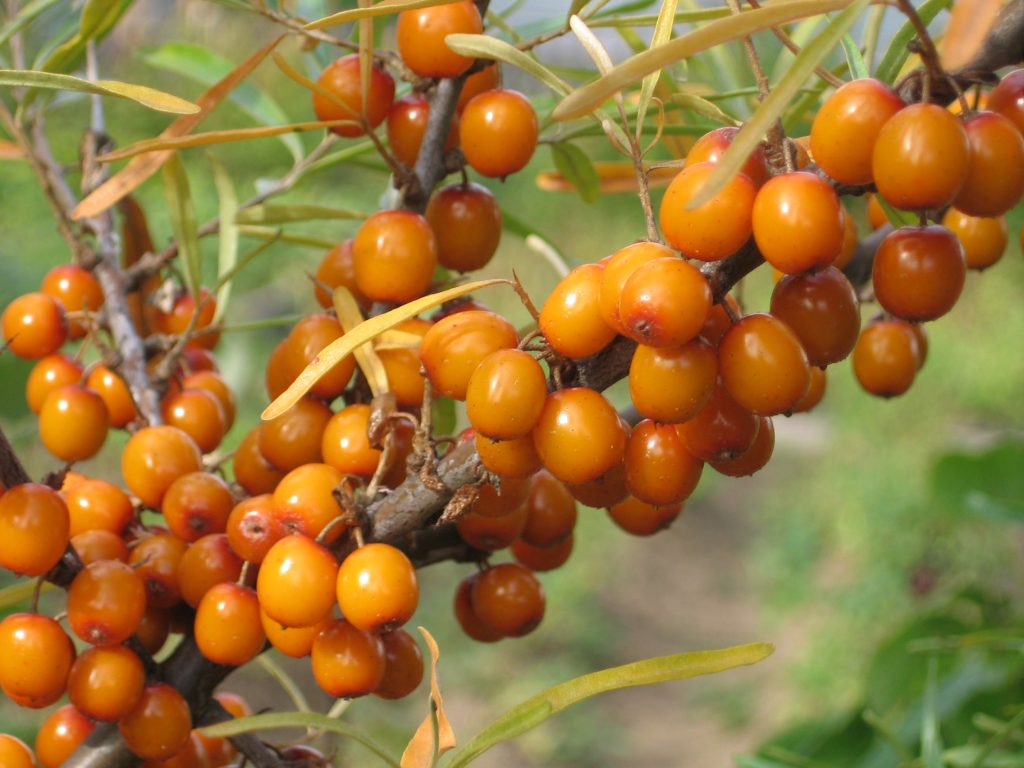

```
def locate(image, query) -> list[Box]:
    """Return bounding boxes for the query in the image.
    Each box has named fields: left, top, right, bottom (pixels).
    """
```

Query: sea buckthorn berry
left=261, top=608, right=330, bottom=658
left=531, top=387, right=627, bottom=485
left=769, top=267, right=860, bottom=368
left=315, top=239, right=369, bottom=310
left=375, top=629, right=424, bottom=700
left=512, top=534, right=574, bottom=572
left=952, top=111, right=1024, bottom=216
left=0, top=734, right=34, bottom=768
left=456, top=503, right=527, bottom=551
left=233, top=425, right=285, bottom=496
left=153, top=288, right=219, bottom=350
left=629, top=338, right=718, bottom=423
left=67, top=559, right=147, bottom=646
left=123, top=426, right=203, bottom=508
left=810, top=78, right=904, bottom=185
left=852, top=319, right=920, bottom=398
left=387, top=94, right=458, bottom=168
left=72, top=529, right=130, bottom=564
left=353, top=210, right=438, bottom=304
left=521, top=470, right=577, bottom=548
left=265, top=338, right=291, bottom=401
left=989, top=68, right=1024, bottom=134
left=457, top=64, right=500, bottom=112
left=337, top=543, right=419, bottom=633
left=129, top=533, right=188, bottom=608
left=471, top=563, right=545, bottom=638
left=792, top=366, right=827, bottom=413
left=26, top=354, right=82, bottom=414
left=475, top=432, right=543, bottom=478
left=426, top=182, right=502, bottom=272
left=195, top=583, right=265, bottom=666
left=313, top=54, right=395, bottom=138
left=162, top=472, right=233, bottom=542
left=752, top=172, right=844, bottom=274
left=271, top=463, right=346, bottom=541
left=258, top=534, right=339, bottom=628
left=281, top=314, right=356, bottom=401
left=599, top=241, right=675, bottom=334
left=397, top=1, right=482, bottom=77
left=676, top=381, right=760, bottom=463
left=569, top=463, right=630, bottom=508
left=0, top=483, right=70, bottom=576
left=872, top=225, right=966, bottom=321
left=540, top=263, right=618, bottom=359
left=39, top=383, right=109, bottom=462
left=377, top=317, right=431, bottom=408
left=460, top=89, right=538, bottom=178
left=942, top=208, right=1008, bottom=270
left=119, top=683, right=193, bottom=762
left=146, top=732, right=208, bottom=768
left=227, top=494, right=284, bottom=564
left=178, top=533, right=244, bottom=608
left=162, top=388, right=227, bottom=454
left=181, top=370, right=236, bottom=430
left=719, top=314, right=810, bottom=416
left=312, top=619, right=386, bottom=698
left=618, top=257, right=712, bottom=348
left=685, top=126, right=769, bottom=187
left=0, top=614, right=74, bottom=708
left=136, top=607, right=171, bottom=656
left=466, top=349, right=548, bottom=439
left=454, top=572, right=503, bottom=642
left=420, top=309, right=518, bottom=400
left=659, top=162, right=757, bottom=261
left=470, top=476, right=530, bottom=518
left=259, top=397, right=332, bottom=473
left=624, top=421, right=704, bottom=506
left=85, top=364, right=137, bottom=428
left=35, top=705, right=94, bottom=768
left=1, top=292, right=67, bottom=359
left=41, top=264, right=104, bottom=340
left=711, top=416, right=775, bottom=477
left=608, top=497, right=682, bottom=536
left=871, top=103, right=969, bottom=210
left=700, top=295, right=741, bottom=347
left=866, top=193, right=889, bottom=230
left=67, top=645, right=145, bottom=721
left=322, top=404, right=381, bottom=478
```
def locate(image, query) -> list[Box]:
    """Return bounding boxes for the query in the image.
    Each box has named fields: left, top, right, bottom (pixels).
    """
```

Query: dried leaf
left=0, top=69, right=198, bottom=113
left=939, top=0, right=1004, bottom=70
left=72, top=35, right=284, bottom=221
left=401, top=628, right=456, bottom=768
left=333, top=287, right=390, bottom=397
left=307, top=0, right=461, bottom=29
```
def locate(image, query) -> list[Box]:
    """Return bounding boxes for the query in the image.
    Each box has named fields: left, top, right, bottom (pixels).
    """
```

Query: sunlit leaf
left=875, top=0, right=952, bottom=84
left=550, top=142, right=600, bottom=203
left=72, top=35, right=285, bottom=220
left=670, top=92, right=739, bottom=125
left=0, top=69, right=198, bottom=113
left=0, top=580, right=54, bottom=611
left=199, top=712, right=399, bottom=767
left=39, top=0, right=134, bottom=75
left=235, top=204, right=366, bottom=225
left=445, top=34, right=571, bottom=96
left=553, top=0, right=858, bottom=121
left=0, top=0, right=62, bottom=52
left=447, top=642, right=773, bottom=768
left=401, top=628, right=456, bottom=768
left=211, top=157, right=239, bottom=325
left=939, top=0, right=1003, bottom=70
left=537, top=160, right=676, bottom=194
left=162, top=155, right=202, bottom=299
left=334, top=287, right=389, bottom=398
left=374, top=329, right=425, bottom=350
left=307, top=0, right=460, bottom=29
left=263, top=280, right=512, bottom=420
left=689, top=0, right=869, bottom=209
left=635, top=0, right=678, bottom=140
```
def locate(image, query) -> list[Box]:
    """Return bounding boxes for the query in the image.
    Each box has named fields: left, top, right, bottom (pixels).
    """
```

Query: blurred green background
left=1, top=1, right=1023, bottom=765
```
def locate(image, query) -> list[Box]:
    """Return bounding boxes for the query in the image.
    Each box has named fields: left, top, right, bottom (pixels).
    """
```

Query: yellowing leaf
left=553, top=0, right=858, bottom=121
left=536, top=161, right=677, bottom=194
left=0, top=69, right=198, bottom=113
left=263, top=279, right=511, bottom=420
left=307, top=0, right=461, bottom=29
left=939, top=0, right=1004, bottom=70
left=401, top=628, right=456, bottom=768
left=374, top=329, right=426, bottom=350
left=636, top=0, right=679, bottom=140
left=334, top=287, right=389, bottom=397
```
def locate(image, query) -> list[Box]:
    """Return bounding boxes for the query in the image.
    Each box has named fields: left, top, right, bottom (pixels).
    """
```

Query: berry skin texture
left=0, top=613, right=75, bottom=708
left=67, top=644, right=145, bottom=721
left=227, top=494, right=285, bottom=564
left=71, top=529, right=129, bottom=565
left=617, top=256, right=712, bottom=348
left=257, top=534, right=339, bottom=628
left=599, top=241, right=675, bottom=334
left=454, top=571, right=503, bottom=642
left=260, top=397, right=332, bottom=473
left=942, top=208, right=1008, bottom=270
left=953, top=111, right=1024, bottom=217
left=532, top=387, right=627, bottom=486
left=456, top=503, right=527, bottom=551
left=315, top=239, right=368, bottom=310
left=872, top=225, right=966, bottom=322
left=322, top=404, right=381, bottom=478
left=86, top=364, right=138, bottom=428
left=539, top=263, right=618, bottom=359
left=39, top=384, right=109, bottom=462
left=769, top=267, right=860, bottom=368
left=853, top=319, right=920, bottom=398
left=195, top=583, right=266, bottom=666
left=3, top=292, right=67, bottom=359
left=752, top=172, right=844, bottom=274
left=512, top=534, right=574, bottom=572
left=119, top=683, right=193, bottom=761
left=122, top=425, right=203, bottom=508
left=375, top=629, right=424, bottom=700
left=810, top=78, right=904, bottom=185
left=711, top=416, right=775, bottom=477
left=792, top=366, right=827, bottom=413
left=988, top=68, right=1024, bottom=134
left=719, top=314, right=811, bottom=416
left=162, top=471, right=234, bottom=543
left=608, top=496, right=682, bottom=536
left=624, top=420, right=704, bottom=506
left=67, top=559, right=147, bottom=646
left=26, top=354, right=83, bottom=414
left=271, top=463, right=347, bottom=542
left=129, top=533, right=188, bottom=609
left=280, top=314, right=357, bottom=401
left=685, top=126, right=769, bottom=187
left=471, top=563, right=546, bottom=638
left=336, top=543, right=419, bottom=633
left=871, top=103, right=969, bottom=210
left=0, top=734, right=35, bottom=768
left=312, top=54, right=395, bottom=138
left=460, top=89, right=538, bottom=178
left=34, top=705, right=95, bottom=768
left=162, top=388, right=227, bottom=454
left=233, top=425, right=286, bottom=497
left=659, top=161, right=756, bottom=261
left=0, top=483, right=70, bottom=576
left=387, top=94, right=459, bottom=169
left=177, top=533, right=244, bottom=608
left=629, top=338, right=718, bottom=424
left=676, top=381, right=760, bottom=463
left=425, top=182, right=502, bottom=272
left=353, top=210, right=438, bottom=304
left=41, top=264, right=103, bottom=340
left=475, top=432, right=542, bottom=479
left=311, top=619, right=386, bottom=698
left=521, top=470, right=577, bottom=548
left=419, top=309, right=519, bottom=400
left=466, top=349, right=548, bottom=439
left=396, top=1, right=482, bottom=78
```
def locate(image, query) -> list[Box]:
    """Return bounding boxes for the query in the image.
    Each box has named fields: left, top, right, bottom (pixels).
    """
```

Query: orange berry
left=942, top=208, right=1008, bottom=270
left=135, top=607, right=171, bottom=656
left=177, top=533, right=243, bottom=608
left=608, top=496, right=682, bottom=536
left=233, top=425, right=285, bottom=496
left=260, top=608, right=330, bottom=659
left=257, top=534, right=338, bottom=628
left=67, top=559, right=147, bottom=646
left=312, top=54, right=395, bottom=138
left=311, top=619, right=386, bottom=698
left=397, top=1, right=482, bottom=78
left=0, top=734, right=34, bottom=768
left=377, top=317, right=431, bottom=408
left=35, top=705, right=94, bottom=768
left=752, top=171, right=843, bottom=274
left=700, top=294, right=742, bottom=347
left=0, top=614, right=74, bottom=708
left=540, top=263, right=618, bottom=359
left=769, top=266, right=860, bottom=367
left=531, top=387, right=627, bottom=485
left=719, top=314, right=810, bottom=416
left=792, top=366, right=827, bottom=413
left=426, top=182, right=502, bottom=272
left=952, top=111, right=1024, bottom=216
left=314, top=239, right=369, bottom=310
left=618, top=256, right=712, bottom=348
left=629, top=338, right=717, bottom=423
left=659, top=162, right=756, bottom=261
left=181, top=370, right=235, bottom=431
left=162, top=472, right=233, bottom=543
left=259, top=397, right=332, bottom=473
left=1, top=292, right=67, bottom=359
left=624, top=420, right=703, bottom=506
left=685, top=126, right=769, bottom=187
left=988, top=68, right=1024, bottom=134
left=833, top=203, right=858, bottom=270
left=710, top=416, right=775, bottom=477
left=675, top=381, right=759, bottom=463
left=26, top=354, right=82, bottom=414
left=41, top=264, right=104, bottom=340
left=520, top=470, right=577, bottom=548
left=466, top=349, right=548, bottom=439
left=195, top=583, right=265, bottom=666
left=119, top=683, right=193, bottom=761
left=568, top=463, right=630, bottom=509
left=475, top=432, right=543, bottom=479
left=852, top=319, right=919, bottom=398
left=456, top=504, right=527, bottom=551
left=454, top=572, right=503, bottom=642
left=85, top=364, right=138, bottom=428
left=511, top=534, right=574, bottom=572
left=281, top=314, right=356, bottom=401
left=337, top=543, right=419, bottom=633
left=353, top=210, right=438, bottom=304
left=67, top=644, right=145, bottom=721
left=387, top=94, right=459, bottom=168
left=322, top=403, right=381, bottom=478
left=599, top=241, right=675, bottom=334
left=71, top=529, right=130, bottom=564
left=271, top=463, right=346, bottom=542
left=460, top=89, right=538, bottom=178
left=457, top=64, right=500, bottom=112
left=468, top=476, right=530, bottom=518
left=866, top=193, right=889, bottom=230
left=375, top=629, right=424, bottom=700
left=420, top=309, right=518, bottom=400
left=0, top=483, right=70, bottom=576
left=471, top=563, right=545, bottom=638
left=39, top=383, right=109, bottom=462
left=129, top=533, right=188, bottom=609
left=161, top=388, right=227, bottom=454
left=226, top=494, right=284, bottom=565
left=122, top=426, right=203, bottom=508
left=872, top=225, right=966, bottom=321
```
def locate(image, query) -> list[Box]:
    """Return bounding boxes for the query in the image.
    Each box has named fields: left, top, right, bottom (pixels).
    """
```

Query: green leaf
left=840, top=32, right=869, bottom=79
left=0, top=580, right=54, bottom=612
left=237, top=226, right=337, bottom=250
left=873, top=195, right=917, bottom=228
left=162, top=155, right=202, bottom=299
left=198, top=711, right=399, bottom=767
left=445, top=642, right=773, bottom=768
left=689, top=0, right=869, bottom=209
left=670, top=92, right=739, bottom=126
left=445, top=34, right=571, bottom=96
left=307, top=0, right=461, bottom=29
left=550, top=142, right=600, bottom=203
left=40, top=0, right=135, bottom=75
left=432, top=397, right=457, bottom=437
left=922, top=657, right=944, bottom=768
left=235, top=204, right=367, bottom=225
left=0, top=0, right=63, bottom=51
left=211, top=157, right=239, bottom=325
left=874, top=0, right=953, bottom=84
left=932, top=441, right=1024, bottom=523
left=0, top=69, right=199, bottom=114
left=141, top=42, right=302, bottom=162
